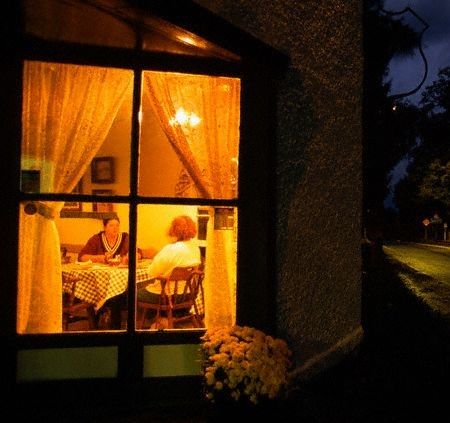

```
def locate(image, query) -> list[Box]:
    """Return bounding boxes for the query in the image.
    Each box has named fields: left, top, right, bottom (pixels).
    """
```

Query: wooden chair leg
left=198, top=316, right=205, bottom=327
left=139, top=308, right=147, bottom=329
left=194, top=315, right=201, bottom=328
left=167, top=307, right=173, bottom=329
left=87, top=306, right=98, bottom=330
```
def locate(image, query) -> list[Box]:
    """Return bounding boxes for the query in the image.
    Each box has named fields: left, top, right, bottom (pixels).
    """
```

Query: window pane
left=139, top=71, right=240, bottom=199
left=142, top=345, right=202, bottom=377
left=17, top=347, right=118, bottom=381
left=136, top=204, right=237, bottom=330
left=21, top=61, right=133, bottom=195
left=17, top=201, right=130, bottom=333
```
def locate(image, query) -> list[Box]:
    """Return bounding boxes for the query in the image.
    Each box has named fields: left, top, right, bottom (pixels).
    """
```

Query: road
left=383, top=242, right=450, bottom=284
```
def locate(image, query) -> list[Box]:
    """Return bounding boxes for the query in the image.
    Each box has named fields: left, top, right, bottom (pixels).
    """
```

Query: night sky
left=384, top=0, right=450, bottom=105
left=382, top=0, right=450, bottom=208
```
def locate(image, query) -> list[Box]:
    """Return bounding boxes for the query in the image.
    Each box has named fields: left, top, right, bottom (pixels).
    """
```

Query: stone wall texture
left=196, top=0, right=363, bottom=364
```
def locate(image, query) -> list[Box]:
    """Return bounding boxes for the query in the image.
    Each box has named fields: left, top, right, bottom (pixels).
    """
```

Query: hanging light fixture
left=169, top=107, right=201, bottom=127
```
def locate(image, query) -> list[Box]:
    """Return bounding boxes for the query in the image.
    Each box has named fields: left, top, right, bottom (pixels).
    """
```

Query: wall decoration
left=91, top=156, right=115, bottom=183
left=61, top=180, right=83, bottom=211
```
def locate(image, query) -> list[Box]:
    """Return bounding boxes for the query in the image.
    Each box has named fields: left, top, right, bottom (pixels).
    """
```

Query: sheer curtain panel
left=144, top=71, right=240, bottom=327
left=18, top=61, right=132, bottom=333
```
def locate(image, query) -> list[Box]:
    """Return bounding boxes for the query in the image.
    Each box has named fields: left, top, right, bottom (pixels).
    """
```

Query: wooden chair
left=137, top=266, right=205, bottom=329
left=62, top=274, right=97, bottom=331
left=60, top=243, right=84, bottom=263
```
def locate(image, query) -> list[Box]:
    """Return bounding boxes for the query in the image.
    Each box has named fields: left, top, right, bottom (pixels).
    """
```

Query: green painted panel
left=17, top=347, right=118, bottom=381
left=143, top=344, right=202, bottom=377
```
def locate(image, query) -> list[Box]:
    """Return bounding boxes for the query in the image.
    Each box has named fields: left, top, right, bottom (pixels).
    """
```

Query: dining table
left=62, top=259, right=153, bottom=312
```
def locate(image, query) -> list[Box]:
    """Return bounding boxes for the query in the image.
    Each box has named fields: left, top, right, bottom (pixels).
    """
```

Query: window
left=18, top=61, right=239, bottom=334
left=5, top=1, right=281, bottom=396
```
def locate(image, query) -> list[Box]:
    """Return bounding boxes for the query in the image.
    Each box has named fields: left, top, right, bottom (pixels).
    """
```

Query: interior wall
left=56, top=214, right=105, bottom=246
left=57, top=81, right=188, bottom=252
left=137, top=204, right=198, bottom=251
left=75, top=80, right=183, bottom=200
left=139, top=90, right=183, bottom=197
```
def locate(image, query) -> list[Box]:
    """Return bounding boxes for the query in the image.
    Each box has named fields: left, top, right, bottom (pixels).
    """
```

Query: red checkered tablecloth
left=62, top=260, right=153, bottom=311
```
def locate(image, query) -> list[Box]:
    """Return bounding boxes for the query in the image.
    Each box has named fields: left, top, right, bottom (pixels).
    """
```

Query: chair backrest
left=166, top=266, right=196, bottom=298
left=136, top=266, right=205, bottom=329
left=169, top=266, right=196, bottom=281
left=169, top=267, right=204, bottom=312
left=143, top=266, right=197, bottom=308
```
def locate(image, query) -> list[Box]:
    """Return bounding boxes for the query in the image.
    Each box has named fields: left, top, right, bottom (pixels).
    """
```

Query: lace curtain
left=143, top=71, right=240, bottom=327
left=18, top=61, right=132, bottom=333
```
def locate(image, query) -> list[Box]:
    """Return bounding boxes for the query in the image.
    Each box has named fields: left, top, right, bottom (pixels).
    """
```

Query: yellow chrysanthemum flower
left=201, top=325, right=292, bottom=404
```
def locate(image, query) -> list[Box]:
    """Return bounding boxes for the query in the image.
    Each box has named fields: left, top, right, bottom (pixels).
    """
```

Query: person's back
left=138, top=215, right=201, bottom=299
left=147, top=239, right=200, bottom=279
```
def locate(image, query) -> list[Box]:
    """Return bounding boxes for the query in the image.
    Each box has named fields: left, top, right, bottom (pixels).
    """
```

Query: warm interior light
left=189, top=114, right=201, bottom=126
left=178, top=35, right=197, bottom=46
left=173, top=108, right=189, bottom=125
left=177, top=34, right=209, bottom=50
left=169, top=107, right=201, bottom=127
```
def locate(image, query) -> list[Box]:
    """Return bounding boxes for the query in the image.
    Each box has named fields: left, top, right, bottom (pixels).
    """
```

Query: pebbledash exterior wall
left=196, top=0, right=363, bottom=373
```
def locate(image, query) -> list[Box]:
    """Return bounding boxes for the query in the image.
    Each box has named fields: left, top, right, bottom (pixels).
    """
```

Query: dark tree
left=419, top=160, right=450, bottom=207
left=363, top=0, right=421, bottom=238
left=394, top=66, right=450, bottom=236
left=421, top=67, right=450, bottom=116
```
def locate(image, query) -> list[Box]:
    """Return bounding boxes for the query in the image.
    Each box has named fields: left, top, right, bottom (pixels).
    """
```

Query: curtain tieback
left=24, top=202, right=56, bottom=219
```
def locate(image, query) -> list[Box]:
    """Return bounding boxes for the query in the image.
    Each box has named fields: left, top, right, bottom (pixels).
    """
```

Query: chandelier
left=169, top=107, right=201, bottom=127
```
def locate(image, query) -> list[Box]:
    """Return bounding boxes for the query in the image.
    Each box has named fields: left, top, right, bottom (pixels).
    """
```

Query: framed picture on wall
left=92, top=189, right=114, bottom=212
left=61, top=180, right=83, bottom=211
left=91, top=156, right=115, bottom=183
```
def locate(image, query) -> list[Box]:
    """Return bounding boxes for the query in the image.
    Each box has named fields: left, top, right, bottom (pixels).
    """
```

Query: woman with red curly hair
left=137, top=215, right=201, bottom=303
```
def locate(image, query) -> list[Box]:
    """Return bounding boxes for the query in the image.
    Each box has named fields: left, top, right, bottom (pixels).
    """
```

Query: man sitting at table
left=78, top=217, right=142, bottom=264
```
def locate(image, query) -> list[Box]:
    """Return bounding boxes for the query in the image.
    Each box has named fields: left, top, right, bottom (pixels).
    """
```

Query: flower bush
left=200, top=325, right=292, bottom=405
